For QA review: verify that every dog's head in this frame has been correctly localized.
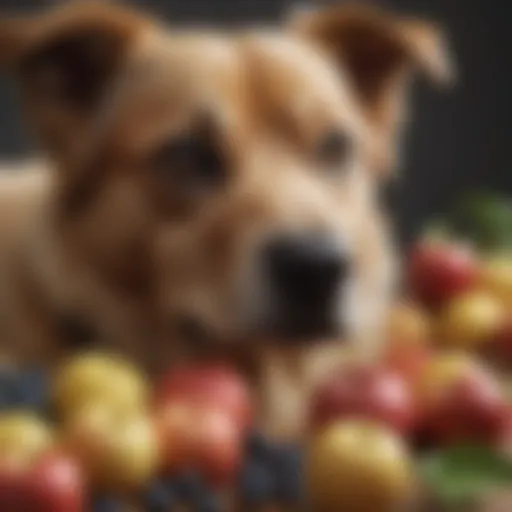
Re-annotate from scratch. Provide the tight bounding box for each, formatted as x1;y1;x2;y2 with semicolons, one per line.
1;1;452;347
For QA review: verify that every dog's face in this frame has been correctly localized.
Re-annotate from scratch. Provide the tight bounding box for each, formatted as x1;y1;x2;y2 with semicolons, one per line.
1;2;451;347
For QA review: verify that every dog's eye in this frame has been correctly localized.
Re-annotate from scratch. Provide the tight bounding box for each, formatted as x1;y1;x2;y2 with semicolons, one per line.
151;135;226;190
315;130;352;168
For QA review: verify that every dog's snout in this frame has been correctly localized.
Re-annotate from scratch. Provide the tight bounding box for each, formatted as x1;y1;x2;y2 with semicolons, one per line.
264;234;349;311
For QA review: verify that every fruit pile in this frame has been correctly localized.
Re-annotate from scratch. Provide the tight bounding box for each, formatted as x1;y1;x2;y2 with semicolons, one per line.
0;354;308;511
0;224;510;511
305;236;512;511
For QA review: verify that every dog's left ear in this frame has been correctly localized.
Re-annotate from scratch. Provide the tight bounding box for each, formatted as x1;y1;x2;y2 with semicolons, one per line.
289;3;455;175
0;1;150;160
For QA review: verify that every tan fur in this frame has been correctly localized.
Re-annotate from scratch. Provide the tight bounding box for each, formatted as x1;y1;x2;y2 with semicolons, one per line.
0;1;451;439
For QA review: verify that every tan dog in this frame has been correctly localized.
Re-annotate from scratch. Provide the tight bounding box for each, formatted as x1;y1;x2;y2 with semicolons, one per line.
0;1;452;438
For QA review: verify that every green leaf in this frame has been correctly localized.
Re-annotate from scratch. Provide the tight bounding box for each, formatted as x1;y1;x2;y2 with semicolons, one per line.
450;192;512;253
420;445;512;508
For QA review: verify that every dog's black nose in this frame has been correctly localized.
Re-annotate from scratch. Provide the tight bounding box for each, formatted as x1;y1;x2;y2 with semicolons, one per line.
264;234;350;313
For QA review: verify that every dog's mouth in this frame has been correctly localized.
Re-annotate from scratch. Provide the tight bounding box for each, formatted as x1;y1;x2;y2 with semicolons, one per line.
175;311;344;349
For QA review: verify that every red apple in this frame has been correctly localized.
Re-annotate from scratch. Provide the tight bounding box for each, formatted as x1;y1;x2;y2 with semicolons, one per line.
490;320;512;366
408;240;478;308
310;365;416;436
0;453;84;512
26;453;85;512
384;342;432;386
155;402;197;471
156;403;242;485
420;367;508;445
190;408;242;485
154;363;253;431
0;460;26;511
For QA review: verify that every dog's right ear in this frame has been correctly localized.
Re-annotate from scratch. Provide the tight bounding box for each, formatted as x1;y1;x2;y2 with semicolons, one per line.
0;1;149;157
289;3;454;176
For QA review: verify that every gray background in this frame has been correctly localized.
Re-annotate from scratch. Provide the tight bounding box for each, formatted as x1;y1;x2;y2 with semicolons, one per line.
0;0;511;242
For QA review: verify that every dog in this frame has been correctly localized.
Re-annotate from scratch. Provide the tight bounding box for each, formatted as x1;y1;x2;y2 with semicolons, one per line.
0;1;452;438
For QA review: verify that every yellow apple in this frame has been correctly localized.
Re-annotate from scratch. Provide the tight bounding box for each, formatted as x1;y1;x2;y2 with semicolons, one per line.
439;292;505;348
101;415;159;490
479;256;512;308
53;352;148;418
62;403;158;490
416;352;476;404
0;412;53;467
386;301;431;348
307;420;414;511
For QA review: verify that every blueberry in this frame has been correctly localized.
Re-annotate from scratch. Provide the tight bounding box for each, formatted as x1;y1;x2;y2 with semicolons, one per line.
13;369;49;412
0;365;18;410
91;495;123;512
275;466;304;504
195;492;222;512
272;444;302;466
272;445;304;504
169;469;205;503
238;460;275;505
246;430;275;461
143;478;176;511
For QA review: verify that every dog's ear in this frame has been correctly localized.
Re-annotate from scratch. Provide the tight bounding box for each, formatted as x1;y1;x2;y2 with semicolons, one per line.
0;1;149;158
290;3;455;175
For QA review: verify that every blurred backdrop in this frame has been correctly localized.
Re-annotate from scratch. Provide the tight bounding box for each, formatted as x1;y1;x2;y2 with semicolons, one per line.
0;0;510;243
